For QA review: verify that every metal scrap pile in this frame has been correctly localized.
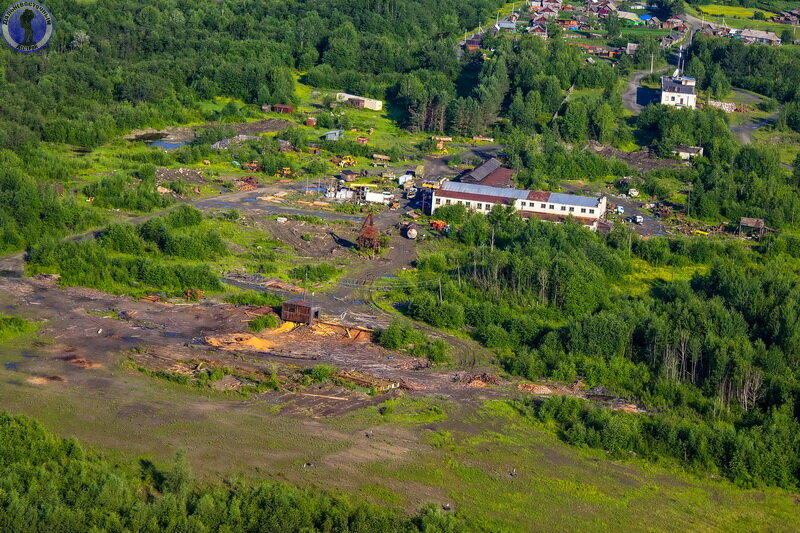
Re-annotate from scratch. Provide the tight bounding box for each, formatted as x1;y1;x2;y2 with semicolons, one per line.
232;176;261;191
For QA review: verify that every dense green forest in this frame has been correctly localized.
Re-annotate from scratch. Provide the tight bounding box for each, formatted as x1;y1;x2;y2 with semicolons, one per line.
687;35;800;132
1;0;507;153
392;207;800;488
0;412;461;531
0;0;507;251
27;206;223;294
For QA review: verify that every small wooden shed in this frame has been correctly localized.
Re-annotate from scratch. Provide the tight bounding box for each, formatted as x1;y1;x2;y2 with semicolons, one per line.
280;299;320;325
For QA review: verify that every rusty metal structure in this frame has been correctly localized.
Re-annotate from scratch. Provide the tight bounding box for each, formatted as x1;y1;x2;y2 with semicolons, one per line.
280;299;320;325
357;213;381;253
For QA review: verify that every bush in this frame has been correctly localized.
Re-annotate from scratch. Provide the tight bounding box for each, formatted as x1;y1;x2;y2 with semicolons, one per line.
249;314;280;332
375;319;426;350
288;263;340;283
306;364;337;383
99;223;145;254
0;315;36;340
225;292;283;307
162;205;203;228
411;339;450;364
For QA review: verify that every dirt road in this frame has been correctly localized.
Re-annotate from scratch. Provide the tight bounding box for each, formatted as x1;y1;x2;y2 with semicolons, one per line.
622;68;667;114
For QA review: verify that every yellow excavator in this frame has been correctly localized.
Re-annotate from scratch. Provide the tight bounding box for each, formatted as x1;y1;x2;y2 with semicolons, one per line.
339;155;356;168
276;167;299;178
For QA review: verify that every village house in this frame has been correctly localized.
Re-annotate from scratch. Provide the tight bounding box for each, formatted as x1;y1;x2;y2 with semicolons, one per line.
431;182;607;231
770;9;800;24
334;92;383;111
531;13;550;25
322;130;344;141
557;19;580;30
536;6;559;18
661;75;697;109
456;158;517;188
662;17;686;31
272;104;294;114
528;24;549;38
660;31;684;48
617;11;644;24
739;29;781;46
673;146;704;160
493;21;518;33
465;37;483;51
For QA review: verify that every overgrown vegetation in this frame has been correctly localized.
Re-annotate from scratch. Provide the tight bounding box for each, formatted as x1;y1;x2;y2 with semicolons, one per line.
249;314;281;332
0;315;37;341
392;209;800;488
27;206;223;294
0;412;461;531
374;319;451;364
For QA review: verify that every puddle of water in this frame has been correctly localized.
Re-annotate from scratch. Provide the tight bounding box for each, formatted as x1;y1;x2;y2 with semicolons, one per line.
120;336;141;343
33;296;45;300
5;305;15;309
163;332;184;338
6;380;22;386
21;350;37;358
150;140;188;150
4;362;18;371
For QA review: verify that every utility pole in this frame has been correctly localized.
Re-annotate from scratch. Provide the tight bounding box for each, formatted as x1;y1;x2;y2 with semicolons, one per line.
650;52;654;74
686;182;693;217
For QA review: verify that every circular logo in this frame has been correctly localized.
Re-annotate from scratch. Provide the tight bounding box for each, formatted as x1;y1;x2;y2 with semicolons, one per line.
2;2;54;53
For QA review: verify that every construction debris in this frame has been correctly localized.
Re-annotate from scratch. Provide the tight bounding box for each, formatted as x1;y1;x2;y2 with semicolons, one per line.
517;383;552;395
335;370;399;392
205;333;275;352
232;176;261;191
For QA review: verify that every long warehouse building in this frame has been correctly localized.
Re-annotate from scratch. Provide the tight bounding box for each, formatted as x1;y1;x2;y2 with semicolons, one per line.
431;181;607;230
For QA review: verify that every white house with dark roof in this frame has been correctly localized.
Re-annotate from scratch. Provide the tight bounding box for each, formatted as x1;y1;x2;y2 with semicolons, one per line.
660;75;696;109
431;182;607;230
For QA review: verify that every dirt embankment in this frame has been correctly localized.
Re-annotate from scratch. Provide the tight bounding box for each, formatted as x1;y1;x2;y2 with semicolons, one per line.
586;141;684;173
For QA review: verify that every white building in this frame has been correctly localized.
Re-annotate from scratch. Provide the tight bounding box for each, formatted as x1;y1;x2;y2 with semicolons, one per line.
431;182;607;230
334;92;383;111
660;75;697;109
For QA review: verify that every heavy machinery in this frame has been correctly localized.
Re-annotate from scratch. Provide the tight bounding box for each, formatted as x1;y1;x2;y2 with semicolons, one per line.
430;220;448;231
276;167;298;178
242;160;262;172
330;156;356;168
357;213;381;253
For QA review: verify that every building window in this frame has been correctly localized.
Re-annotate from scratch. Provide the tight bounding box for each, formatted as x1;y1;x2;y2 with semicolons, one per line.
589;209;594;214
569;207;574;212
465;202;471;208
549;204;554;209
581;208;586;213
477;203;482;210
520;201;526;207
540;203;546;208
671;96;675;101
561;206;566;211
435;198;441;204
445;199;451;205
